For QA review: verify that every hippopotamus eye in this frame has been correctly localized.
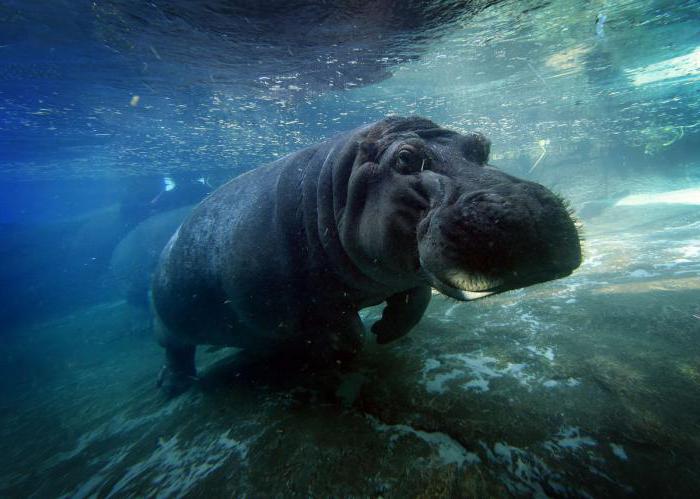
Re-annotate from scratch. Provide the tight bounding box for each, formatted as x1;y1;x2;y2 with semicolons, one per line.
396;148;424;173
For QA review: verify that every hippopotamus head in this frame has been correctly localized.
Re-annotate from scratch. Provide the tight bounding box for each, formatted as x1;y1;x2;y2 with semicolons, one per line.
335;117;581;300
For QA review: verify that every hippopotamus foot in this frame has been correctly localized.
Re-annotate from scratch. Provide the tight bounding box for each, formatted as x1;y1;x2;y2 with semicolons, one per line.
371;286;432;344
156;344;198;397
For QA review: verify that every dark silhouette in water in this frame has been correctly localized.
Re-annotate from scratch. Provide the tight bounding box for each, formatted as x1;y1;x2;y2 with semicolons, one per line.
109;206;194;307
152;117;581;396
119;175;211;226
0;174;210;332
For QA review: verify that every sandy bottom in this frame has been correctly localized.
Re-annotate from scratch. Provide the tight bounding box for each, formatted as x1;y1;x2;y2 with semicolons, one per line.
1;204;699;497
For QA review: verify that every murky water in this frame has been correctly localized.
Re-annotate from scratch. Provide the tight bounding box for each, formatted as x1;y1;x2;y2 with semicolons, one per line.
1;0;699;497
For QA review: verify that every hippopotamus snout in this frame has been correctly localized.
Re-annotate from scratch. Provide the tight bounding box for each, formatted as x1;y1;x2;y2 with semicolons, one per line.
418;174;581;300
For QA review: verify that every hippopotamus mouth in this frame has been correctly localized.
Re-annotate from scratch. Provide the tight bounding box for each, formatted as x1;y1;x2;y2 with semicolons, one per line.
416;209;508;301
418;256;503;301
413;169;582;302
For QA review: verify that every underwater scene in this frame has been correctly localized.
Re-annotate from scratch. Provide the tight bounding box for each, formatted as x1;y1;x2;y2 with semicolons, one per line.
1;0;699;497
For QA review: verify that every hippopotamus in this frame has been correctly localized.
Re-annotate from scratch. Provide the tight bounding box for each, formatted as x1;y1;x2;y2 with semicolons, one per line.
110;206;194;307
152;116;581;395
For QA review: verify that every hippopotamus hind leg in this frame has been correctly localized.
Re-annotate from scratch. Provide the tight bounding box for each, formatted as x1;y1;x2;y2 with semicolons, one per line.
156;343;197;397
153;316;198;397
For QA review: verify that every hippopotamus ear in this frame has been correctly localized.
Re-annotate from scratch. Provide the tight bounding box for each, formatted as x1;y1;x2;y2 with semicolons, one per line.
461;132;491;165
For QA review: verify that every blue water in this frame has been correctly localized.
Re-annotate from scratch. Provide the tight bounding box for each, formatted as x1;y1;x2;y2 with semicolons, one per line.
1;0;699;496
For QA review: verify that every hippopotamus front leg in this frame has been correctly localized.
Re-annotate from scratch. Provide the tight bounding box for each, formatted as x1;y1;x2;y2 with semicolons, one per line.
371;286;432;344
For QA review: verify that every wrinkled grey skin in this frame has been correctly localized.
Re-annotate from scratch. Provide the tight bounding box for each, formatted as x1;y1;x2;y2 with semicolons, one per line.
152;117;581;396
